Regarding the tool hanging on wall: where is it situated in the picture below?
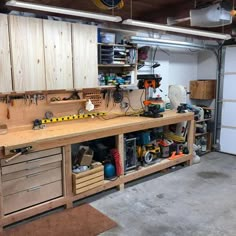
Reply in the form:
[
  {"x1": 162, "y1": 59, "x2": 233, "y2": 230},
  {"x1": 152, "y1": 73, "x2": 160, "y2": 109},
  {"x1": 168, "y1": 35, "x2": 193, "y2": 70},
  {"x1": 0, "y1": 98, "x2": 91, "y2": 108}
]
[{"x1": 113, "y1": 84, "x2": 123, "y2": 103}]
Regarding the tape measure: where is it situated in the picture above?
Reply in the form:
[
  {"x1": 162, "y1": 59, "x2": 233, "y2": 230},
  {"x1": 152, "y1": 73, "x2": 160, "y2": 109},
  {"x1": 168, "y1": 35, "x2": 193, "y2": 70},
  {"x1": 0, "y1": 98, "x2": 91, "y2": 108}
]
[
  {"x1": 41, "y1": 112, "x2": 106, "y2": 124},
  {"x1": 33, "y1": 112, "x2": 106, "y2": 129}
]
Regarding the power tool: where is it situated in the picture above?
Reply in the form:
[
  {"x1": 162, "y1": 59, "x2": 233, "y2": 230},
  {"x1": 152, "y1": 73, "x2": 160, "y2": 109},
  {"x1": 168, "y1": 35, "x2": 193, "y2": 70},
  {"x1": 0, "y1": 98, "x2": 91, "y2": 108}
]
[{"x1": 137, "y1": 74, "x2": 164, "y2": 118}]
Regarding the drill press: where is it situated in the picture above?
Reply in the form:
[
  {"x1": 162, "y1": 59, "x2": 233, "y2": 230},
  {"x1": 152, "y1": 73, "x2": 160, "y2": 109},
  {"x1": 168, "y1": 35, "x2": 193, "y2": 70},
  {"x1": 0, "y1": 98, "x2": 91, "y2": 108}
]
[{"x1": 137, "y1": 74, "x2": 164, "y2": 118}]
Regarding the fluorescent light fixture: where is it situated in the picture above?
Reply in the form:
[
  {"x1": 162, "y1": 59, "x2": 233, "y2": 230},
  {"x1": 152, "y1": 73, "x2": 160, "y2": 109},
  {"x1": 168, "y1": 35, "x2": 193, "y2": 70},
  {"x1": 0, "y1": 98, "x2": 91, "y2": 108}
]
[
  {"x1": 123, "y1": 19, "x2": 231, "y2": 40},
  {"x1": 5, "y1": 0, "x2": 122, "y2": 22},
  {"x1": 130, "y1": 36, "x2": 216, "y2": 50}
]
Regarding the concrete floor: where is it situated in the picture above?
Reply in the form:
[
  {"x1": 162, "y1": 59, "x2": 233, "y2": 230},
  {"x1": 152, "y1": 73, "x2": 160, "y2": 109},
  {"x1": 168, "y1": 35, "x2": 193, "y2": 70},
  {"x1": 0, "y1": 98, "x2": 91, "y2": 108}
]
[{"x1": 91, "y1": 152, "x2": 236, "y2": 236}]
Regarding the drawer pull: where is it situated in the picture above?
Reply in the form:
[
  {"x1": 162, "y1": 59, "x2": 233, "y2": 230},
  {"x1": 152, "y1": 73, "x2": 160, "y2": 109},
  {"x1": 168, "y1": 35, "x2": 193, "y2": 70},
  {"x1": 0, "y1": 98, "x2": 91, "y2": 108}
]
[
  {"x1": 26, "y1": 172, "x2": 40, "y2": 178},
  {"x1": 27, "y1": 159, "x2": 41, "y2": 164},
  {"x1": 27, "y1": 165, "x2": 40, "y2": 170},
  {"x1": 27, "y1": 186, "x2": 41, "y2": 192}
]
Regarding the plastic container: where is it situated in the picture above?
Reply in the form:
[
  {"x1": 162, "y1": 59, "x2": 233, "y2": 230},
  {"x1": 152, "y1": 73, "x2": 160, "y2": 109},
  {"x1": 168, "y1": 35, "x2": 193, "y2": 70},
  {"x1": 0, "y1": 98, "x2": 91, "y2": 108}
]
[
  {"x1": 164, "y1": 95, "x2": 171, "y2": 110},
  {"x1": 100, "y1": 32, "x2": 116, "y2": 44}
]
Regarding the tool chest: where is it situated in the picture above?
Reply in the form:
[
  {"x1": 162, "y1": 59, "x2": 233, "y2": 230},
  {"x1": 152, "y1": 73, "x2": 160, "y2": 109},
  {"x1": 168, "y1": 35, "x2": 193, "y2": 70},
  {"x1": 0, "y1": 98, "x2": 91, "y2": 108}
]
[{"x1": 0, "y1": 147, "x2": 63, "y2": 214}]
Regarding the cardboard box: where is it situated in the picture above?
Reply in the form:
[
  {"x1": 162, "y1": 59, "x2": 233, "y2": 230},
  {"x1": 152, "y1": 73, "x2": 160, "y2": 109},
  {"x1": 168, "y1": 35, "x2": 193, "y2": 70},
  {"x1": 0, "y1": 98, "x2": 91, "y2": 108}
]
[
  {"x1": 190, "y1": 80, "x2": 216, "y2": 100},
  {"x1": 77, "y1": 146, "x2": 94, "y2": 166}
]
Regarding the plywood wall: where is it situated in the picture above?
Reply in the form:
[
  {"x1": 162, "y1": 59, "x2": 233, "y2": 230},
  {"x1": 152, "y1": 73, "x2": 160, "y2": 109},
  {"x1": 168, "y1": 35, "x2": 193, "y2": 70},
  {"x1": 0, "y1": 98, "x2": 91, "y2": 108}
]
[
  {"x1": 72, "y1": 24, "x2": 98, "y2": 89},
  {"x1": 43, "y1": 20, "x2": 73, "y2": 90},
  {"x1": 9, "y1": 15, "x2": 46, "y2": 91},
  {"x1": 0, "y1": 14, "x2": 12, "y2": 93}
]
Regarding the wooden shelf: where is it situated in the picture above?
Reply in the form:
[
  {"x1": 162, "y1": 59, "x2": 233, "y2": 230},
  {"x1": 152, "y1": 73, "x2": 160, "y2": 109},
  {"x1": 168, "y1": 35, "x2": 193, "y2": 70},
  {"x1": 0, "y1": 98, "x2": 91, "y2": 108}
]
[
  {"x1": 48, "y1": 99, "x2": 87, "y2": 105},
  {"x1": 123, "y1": 154, "x2": 191, "y2": 183},
  {"x1": 71, "y1": 154, "x2": 191, "y2": 202},
  {"x1": 98, "y1": 64, "x2": 136, "y2": 67},
  {"x1": 195, "y1": 132, "x2": 208, "y2": 137}
]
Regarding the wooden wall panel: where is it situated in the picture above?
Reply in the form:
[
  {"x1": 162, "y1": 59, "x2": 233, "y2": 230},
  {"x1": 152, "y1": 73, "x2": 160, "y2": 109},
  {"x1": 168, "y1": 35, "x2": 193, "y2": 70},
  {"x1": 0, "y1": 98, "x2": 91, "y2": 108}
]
[
  {"x1": 9, "y1": 15, "x2": 46, "y2": 92},
  {"x1": 43, "y1": 20, "x2": 73, "y2": 90},
  {"x1": 0, "y1": 14, "x2": 12, "y2": 93},
  {"x1": 72, "y1": 24, "x2": 98, "y2": 89}
]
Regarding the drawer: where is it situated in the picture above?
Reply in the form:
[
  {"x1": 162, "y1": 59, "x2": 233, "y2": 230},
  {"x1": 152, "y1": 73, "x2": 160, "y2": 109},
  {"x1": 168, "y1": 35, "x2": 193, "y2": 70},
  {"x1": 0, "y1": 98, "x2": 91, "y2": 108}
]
[
  {"x1": 3, "y1": 167, "x2": 62, "y2": 196},
  {"x1": 1, "y1": 154, "x2": 62, "y2": 175},
  {"x1": 1, "y1": 161, "x2": 61, "y2": 182},
  {"x1": 1, "y1": 147, "x2": 62, "y2": 166},
  {"x1": 3, "y1": 180, "x2": 62, "y2": 215}
]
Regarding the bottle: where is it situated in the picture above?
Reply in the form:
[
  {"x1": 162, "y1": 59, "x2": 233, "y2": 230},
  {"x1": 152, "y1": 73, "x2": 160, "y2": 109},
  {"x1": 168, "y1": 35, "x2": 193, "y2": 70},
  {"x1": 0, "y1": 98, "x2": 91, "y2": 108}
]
[
  {"x1": 164, "y1": 95, "x2": 171, "y2": 110},
  {"x1": 201, "y1": 136, "x2": 207, "y2": 152}
]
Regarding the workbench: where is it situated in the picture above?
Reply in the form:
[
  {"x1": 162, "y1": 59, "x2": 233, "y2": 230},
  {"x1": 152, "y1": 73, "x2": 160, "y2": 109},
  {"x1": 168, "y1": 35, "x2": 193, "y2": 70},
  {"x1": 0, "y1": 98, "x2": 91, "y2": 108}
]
[{"x1": 0, "y1": 110, "x2": 194, "y2": 232}]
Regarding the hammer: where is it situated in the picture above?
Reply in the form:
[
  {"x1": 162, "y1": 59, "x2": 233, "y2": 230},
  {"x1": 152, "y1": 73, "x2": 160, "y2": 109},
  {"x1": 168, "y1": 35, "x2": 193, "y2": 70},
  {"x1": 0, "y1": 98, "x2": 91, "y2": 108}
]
[{"x1": 5, "y1": 146, "x2": 32, "y2": 163}]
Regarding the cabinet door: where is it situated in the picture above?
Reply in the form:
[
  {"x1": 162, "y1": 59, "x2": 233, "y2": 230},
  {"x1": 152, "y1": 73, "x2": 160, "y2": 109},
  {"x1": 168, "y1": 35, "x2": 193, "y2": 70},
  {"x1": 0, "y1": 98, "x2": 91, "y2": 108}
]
[
  {"x1": 43, "y1": 20, "x2": 73, "y2": 89},
  {"x1": 0, "y1": 14, "x2": 12, "y2": 92},
  {"x1": 72, "y1": 24, "x2": 98, "y2": 88},
  {"x1": 9, "y1": 15, "x2": 46, "y2": 91}
]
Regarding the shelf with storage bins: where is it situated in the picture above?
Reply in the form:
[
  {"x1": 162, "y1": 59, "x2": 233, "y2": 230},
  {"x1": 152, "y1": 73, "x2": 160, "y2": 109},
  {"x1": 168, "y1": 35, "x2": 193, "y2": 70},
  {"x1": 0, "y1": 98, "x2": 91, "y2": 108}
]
[
  {"x1": 98, "y1": 43, "x2": 138, "y2": 86},
  {"x1": 98, "y1": 43, "x2": 137, "y2": 65}
]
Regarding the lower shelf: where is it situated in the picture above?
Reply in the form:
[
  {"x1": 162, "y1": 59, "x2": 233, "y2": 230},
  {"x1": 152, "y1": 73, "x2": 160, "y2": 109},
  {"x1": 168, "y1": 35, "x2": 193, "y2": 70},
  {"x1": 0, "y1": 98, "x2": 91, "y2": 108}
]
[{"x1": 72, "y1": 154, "x2": 192, "y2": 202}]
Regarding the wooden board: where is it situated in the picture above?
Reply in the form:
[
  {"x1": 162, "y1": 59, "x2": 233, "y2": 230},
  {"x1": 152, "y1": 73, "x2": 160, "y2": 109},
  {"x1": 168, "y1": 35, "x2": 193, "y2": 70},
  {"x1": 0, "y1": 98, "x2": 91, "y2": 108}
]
[
  {"x1": 72, "y1": 23, "x2": 98, "y2": 89},
  {"x1": 43, "y1": 20, "x2": 73, "y2": 90},
  {"x1": 0, "y1": 14, "x2": 12, "y2": 93},
  {"x1": 9, "y1": 15, "x2": 46, "y2": 91}
]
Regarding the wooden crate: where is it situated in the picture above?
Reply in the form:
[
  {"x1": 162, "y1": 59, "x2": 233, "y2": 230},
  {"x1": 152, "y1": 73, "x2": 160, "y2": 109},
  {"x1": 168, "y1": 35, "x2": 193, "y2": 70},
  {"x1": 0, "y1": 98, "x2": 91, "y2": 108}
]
[
  {"x1": 190, "y1": 80, "x2": 216, "y2": 100},
  {"x1": 72, "y1": 162, "x2": 104, "y2": 195}
]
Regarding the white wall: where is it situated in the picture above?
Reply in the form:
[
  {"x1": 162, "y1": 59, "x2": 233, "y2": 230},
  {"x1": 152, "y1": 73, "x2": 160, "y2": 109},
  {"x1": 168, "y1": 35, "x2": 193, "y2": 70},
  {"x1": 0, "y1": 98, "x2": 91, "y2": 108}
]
[
  {"x1": 138, "y1": 47, "x2": 198, "y2": 103},
  {"x1": 197, "y1": 50, "x2": 217, "y2": 80}
]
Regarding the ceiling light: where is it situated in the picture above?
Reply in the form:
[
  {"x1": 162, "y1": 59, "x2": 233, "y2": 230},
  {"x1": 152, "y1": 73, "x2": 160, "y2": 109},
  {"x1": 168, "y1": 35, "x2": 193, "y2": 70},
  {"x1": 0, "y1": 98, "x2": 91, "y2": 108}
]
[
  {"x1": 130, "y1": 36, "x2": 216, "y2": 50},
  {"x1": 123, "y1": 19, "x2": 231, "y2": 40},
  {"x1": 5, "y1": 0, "x2": 122, "y2": 22}
]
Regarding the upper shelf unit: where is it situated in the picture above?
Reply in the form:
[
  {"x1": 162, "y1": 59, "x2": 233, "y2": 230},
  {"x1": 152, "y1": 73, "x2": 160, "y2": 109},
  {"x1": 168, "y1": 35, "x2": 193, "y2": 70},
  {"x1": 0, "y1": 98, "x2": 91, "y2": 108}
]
[{"x1": 98, "y1": 43, "x2": 137, "y2": 67}]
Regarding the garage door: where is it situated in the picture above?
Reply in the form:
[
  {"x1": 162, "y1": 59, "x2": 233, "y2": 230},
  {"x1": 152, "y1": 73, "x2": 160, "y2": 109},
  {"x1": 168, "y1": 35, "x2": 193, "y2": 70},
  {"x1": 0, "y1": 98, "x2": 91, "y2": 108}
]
[{"x1": 220, "y1": 46, "x2": 236, "y2": 154}]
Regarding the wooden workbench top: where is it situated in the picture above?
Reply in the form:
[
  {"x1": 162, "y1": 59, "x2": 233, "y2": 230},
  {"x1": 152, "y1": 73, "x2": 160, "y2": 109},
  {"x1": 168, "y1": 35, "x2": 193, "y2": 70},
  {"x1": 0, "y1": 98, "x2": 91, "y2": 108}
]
[{"x1": 0, "y1": 110, "x2": 193, "y2": 156}]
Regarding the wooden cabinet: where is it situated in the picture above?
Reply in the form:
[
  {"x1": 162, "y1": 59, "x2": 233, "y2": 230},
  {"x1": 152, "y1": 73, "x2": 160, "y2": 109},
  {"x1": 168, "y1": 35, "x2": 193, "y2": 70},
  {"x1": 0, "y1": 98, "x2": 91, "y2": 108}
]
[
  {"x1": 0, "y1": 148, "x2": 63, "y2": 214},
  {"x1": 190, "y1": 80, "x2": 216, "y2": 100},
  {"x1": 72, "y1": 23, "x2": 98, "y2": 89},
  {"x1": 9, "y1": 15, "x2": 46, "y2": 92},
  {"x1": 43, "y1": 20, "x2": 73, "y2": 90},
  {"x1": 0, "y1": 14, "x2": 12, "y2": 93}
]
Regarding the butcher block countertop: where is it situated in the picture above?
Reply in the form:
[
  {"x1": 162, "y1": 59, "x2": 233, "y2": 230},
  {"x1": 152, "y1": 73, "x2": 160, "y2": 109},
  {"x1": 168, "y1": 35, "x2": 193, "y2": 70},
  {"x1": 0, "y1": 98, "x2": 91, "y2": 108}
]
[{"x1": 0, "y1": 110, "x2": 194, "y2": 157}]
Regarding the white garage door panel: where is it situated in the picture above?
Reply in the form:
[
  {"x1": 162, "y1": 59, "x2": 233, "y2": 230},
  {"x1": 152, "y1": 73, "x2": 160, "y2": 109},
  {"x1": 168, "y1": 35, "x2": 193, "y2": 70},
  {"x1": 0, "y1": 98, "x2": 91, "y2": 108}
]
[
  {"x1": 224, "y1": 47, "x2": 236, "y2": 73},
  {"x1": 223, "y1": 75, "x2": 236, "y2": 100},
  {"x1": 220, "y1": 46, "x2": 236, "y2": 154},
  {"x1": 221, "y1": 102, "x2": 236, "y2": 127},
  {"x1": 220, "y1": 128, "x2": 236, "y2": 155}
]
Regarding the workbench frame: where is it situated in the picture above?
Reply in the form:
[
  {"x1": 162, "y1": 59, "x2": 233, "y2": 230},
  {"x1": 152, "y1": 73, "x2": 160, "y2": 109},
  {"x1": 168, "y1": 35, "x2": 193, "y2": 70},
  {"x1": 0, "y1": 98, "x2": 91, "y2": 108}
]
[{"x1": 0, "y1": 111, "x2": 194, "y2": 233}]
